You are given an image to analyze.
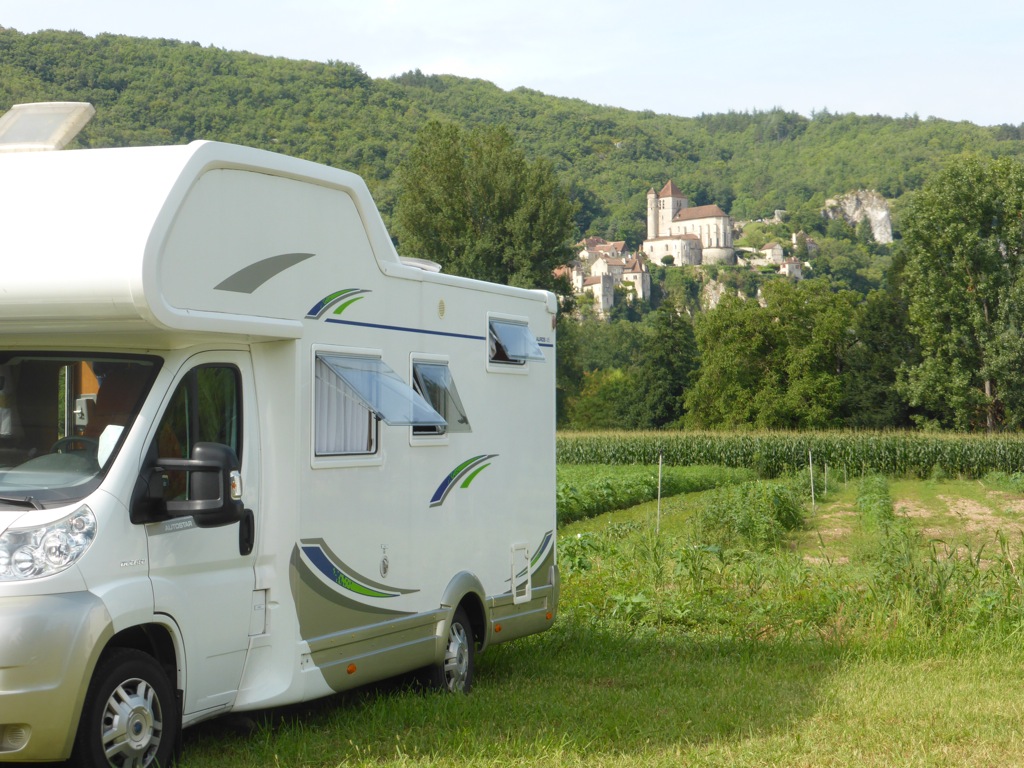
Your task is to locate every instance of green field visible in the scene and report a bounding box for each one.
[174,464,1024,767]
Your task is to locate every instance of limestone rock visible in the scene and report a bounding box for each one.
[823,190,892,244]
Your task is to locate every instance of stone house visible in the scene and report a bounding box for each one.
[621,256,651,302]
[560,237,652,317]
[760,242,784,264]
[780,258,803,279]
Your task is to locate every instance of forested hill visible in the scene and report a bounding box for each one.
[2,26,1023,242]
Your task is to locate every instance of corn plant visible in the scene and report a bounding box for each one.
[557,430,1024,479]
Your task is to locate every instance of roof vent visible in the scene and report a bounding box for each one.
[0,102,95,153]
[399,256,442,273]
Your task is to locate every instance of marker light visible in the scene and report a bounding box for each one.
[0,506,96,581]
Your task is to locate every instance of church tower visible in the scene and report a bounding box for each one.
[646,187,658,239]
[657,180,688,235]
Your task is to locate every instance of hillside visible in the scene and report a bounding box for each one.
[3,27,1023,246]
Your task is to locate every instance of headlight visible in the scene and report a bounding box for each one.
[0,505,97,581]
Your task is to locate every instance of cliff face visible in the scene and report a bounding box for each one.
[823,190,893,244]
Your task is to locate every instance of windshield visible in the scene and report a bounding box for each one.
[0,353,160,508]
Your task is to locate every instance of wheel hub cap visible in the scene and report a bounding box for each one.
[102,679,163,767]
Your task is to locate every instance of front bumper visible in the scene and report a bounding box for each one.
[0,592,112,761]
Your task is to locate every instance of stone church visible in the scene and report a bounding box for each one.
[642,181,735,266]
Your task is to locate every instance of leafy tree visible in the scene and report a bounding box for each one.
[856,216,875,246]
[685,294,777,429]
[660,266,702,315]
[757,279,860,428]
[392,121,578,290]
[839,289,917,428]
[607,285,649,321]
[627,301,698,428]
[566,317,645,374]
[686,280,860,429]
[564,368,635,429]
[825,218,856,241]
[809,238,882,293]
[897,155,1024,430]
[554,312,584,427]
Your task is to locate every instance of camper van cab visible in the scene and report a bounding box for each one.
[0,108,558,767]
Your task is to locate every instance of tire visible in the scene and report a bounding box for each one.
[72,647,179,768]
[429,606,475,693]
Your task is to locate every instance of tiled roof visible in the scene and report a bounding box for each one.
[672,204,728,222]
[659,180,685,198]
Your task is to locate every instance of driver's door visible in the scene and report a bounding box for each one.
[144,351,259,716]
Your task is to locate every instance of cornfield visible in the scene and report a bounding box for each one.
[556,430,1024,479]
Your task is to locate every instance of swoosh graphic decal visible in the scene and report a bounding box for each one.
[306,288,371,319]
[299,539,417,598]
[429,454,497,507]
[215,252,315,293]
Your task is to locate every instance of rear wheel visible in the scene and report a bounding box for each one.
[72,647,178,768]
[430,606,475,693]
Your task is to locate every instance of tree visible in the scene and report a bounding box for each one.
[685,280,860,429]
[839,289,917,428]
[565,368,635,429]
[627,301,699,428]
[809,238,879,293]
[897,155,1024,430]
[392,121,578,290]
[685,294,777,429]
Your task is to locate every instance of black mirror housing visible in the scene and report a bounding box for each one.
[134,442,245,528]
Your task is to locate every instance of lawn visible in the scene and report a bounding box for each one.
[174,471,1024,767]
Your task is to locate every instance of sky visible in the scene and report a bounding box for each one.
[1,0,1022,127]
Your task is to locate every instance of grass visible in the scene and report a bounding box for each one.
[180,639,1024,767]
[173,467,1024,767]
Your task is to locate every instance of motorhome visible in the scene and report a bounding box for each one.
[0,103,558,766]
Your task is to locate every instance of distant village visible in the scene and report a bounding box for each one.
[558,180,816,316]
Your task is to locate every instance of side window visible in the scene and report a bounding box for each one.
[314,356,377,456]
[412,361,471,436]
[155,364,241,498]
[315,352,444,456]
[488,318,546,366]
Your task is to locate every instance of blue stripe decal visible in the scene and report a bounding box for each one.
[323,317,554,346]
[300,544,402,598]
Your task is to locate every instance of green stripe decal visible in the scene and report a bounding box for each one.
[460,463,491,489]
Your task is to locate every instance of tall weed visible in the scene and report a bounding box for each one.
[690,478,805,552]
[852,476,1024,638]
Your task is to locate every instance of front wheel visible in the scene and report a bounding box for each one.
[429,606,475,693]
[72,648,179,768]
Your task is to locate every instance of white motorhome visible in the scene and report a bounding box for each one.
[0,104,558,766]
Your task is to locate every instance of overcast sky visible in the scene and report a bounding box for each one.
[1,0,1021,127]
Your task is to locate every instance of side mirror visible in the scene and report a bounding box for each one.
[134,442,245,528]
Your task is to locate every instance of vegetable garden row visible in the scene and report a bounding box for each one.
[556,430,1024,479]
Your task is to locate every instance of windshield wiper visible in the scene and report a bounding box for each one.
[0,495,44,510]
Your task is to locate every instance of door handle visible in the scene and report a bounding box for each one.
[238,508,255,556]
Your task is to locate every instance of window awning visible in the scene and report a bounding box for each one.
[489,320,546,362]
[414,362,472,433]
[318,355,445,426]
